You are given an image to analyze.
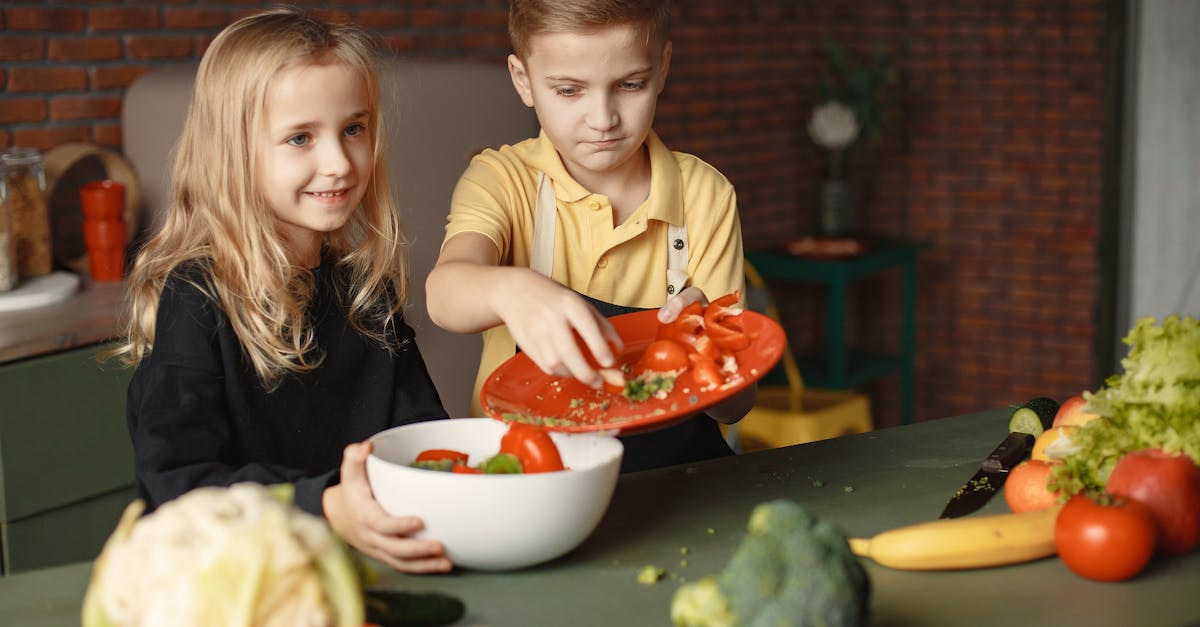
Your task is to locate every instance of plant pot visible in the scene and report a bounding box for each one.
[80,180,126,221]
[818,180,857,236]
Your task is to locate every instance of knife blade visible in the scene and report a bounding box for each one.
[939,431,1035,519]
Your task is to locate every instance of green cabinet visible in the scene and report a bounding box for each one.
[0,344,135,574]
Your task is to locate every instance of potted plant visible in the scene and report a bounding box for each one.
[807,33,907,235]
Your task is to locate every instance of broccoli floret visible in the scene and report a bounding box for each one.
[670,576,735,627]
[671,500,870,627]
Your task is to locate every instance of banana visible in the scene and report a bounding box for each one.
[848,504,1062,570]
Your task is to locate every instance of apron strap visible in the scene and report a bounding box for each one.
[530,172,557,278]
[532,171,688,298]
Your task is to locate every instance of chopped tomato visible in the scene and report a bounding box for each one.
[451,464,481,474]
[635,339,690,375]
[690,333,727,362]
[499,422,565,473]
[414,449,470,465]
[689,352,725,390]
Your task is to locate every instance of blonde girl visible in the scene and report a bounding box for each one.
[117,7,451,573]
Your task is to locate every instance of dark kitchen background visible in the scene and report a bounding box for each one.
[3,1,1196,429]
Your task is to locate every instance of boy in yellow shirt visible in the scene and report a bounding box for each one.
[426,0,754,471]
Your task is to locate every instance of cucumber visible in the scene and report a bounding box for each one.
[1007,396,1060,437]
[1008,408,1046,437]
[364,588,466,627]
[1020,396,1060,429]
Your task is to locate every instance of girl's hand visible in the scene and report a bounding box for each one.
[323,441,453,574]
[492,271,623,388]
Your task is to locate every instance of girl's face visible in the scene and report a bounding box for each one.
[509,23,670,186]
[257,61,372,265]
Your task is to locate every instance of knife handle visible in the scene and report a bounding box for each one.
[982,432,1034,473]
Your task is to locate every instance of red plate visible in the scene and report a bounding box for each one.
[479,309,786,435]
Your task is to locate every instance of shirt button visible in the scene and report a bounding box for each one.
[597,256,609,268]
[588,201,600,211]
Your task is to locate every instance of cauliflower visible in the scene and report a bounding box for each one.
[82,483,363,627]
[671,500,871,627]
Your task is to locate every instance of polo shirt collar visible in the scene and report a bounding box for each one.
[520,130,685,227]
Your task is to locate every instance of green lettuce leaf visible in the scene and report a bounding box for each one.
[1051,315,1200,496]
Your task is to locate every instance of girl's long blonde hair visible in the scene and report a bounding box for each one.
[115,7,409,389]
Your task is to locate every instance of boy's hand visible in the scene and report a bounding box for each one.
[657,288,757,423]
[493,271,623,388]
[657,286,710,324]
[323,442,453,574]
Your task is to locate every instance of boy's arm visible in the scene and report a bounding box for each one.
[426,232,622,387]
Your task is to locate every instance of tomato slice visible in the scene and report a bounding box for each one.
[451,464,481,474]
[414,449,470,465]
[635,339,690,375]
[499,422,565,473]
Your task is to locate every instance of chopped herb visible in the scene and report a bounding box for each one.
[623,374,676,402]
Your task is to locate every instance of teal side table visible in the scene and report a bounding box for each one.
[746,240,927,425]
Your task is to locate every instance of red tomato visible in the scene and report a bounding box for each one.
[451,464,481,474]
[499,422,565,473]
[688,352,725,390]
[414,449,470,465]
[1106,448,1200,556]
[635,339,690,375]
[1055,493,1157,582]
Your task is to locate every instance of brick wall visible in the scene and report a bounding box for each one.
[1,1,1110,428]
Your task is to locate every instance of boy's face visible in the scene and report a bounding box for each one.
[509,23,671,183]
[256,61,372,262]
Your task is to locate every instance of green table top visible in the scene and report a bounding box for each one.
[3,408,1197,626]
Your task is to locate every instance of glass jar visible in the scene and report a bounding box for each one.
[1,148,52,281]
[0,179,16,291]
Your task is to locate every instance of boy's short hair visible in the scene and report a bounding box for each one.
[508,0,671,59]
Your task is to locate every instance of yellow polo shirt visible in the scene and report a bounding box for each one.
[444,130,745,415]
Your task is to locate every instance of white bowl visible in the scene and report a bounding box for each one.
[366,418,623,571]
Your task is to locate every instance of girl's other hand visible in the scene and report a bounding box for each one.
[657,286,709,324]
[323,441,453,574]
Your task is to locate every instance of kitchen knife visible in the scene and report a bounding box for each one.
[939,430,1036,519]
